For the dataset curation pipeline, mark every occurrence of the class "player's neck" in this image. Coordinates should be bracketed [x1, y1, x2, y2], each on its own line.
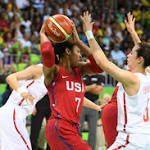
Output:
[59, 59, 75, 75]
[132, 67, 146, 75]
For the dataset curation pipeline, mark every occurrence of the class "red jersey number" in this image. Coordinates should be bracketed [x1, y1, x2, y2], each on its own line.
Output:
[143, 98, 150, 122]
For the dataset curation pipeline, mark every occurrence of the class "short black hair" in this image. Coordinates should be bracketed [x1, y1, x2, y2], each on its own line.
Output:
[52, 41, 75, 64]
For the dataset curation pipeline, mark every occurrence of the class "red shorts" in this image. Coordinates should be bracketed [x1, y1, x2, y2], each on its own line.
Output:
[45, 118, 92, 150]
[101, 102, 118, 148]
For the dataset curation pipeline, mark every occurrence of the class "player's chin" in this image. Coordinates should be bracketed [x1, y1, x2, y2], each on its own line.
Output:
[127, 61, 130, 67]
[73, 62, 79, 67]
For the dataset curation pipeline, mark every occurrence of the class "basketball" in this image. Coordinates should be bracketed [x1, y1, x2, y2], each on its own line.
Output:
[44, 14, 73, 43]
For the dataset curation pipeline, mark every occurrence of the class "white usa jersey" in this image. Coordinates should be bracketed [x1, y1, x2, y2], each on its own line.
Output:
[6, 73, 47, 115]
[117, 72, 150, 134]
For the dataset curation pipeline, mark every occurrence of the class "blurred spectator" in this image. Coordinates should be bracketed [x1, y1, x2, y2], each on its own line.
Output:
[0, 11, 9, 33]
[31, 0, 45, 14]
[102, 30, 111, 47]
[4, 31, 15, 48]
[21, 11, 31, 33]
[15, 0, 29, 10]
[110, 44, 126, 68]
[135, 22, 144, 35]
[17, 24, 26, 41]
[103, 46, 113, 62]
[59, 2, 72, 16]
[43, 7, 50, 22]
[18, 32, 32, 49]
[116, 7, 126, 23]
[0, 0, 149, 75]
[10, 14, 21, 31]
[132, 4, 142, 22]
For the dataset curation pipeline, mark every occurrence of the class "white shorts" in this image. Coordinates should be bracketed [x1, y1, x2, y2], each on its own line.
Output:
[0, 103, 32, 150]
[108, 132, 150, 150]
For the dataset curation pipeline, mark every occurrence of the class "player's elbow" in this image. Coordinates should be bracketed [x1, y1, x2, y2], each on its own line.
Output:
[6, 74, 14, 84]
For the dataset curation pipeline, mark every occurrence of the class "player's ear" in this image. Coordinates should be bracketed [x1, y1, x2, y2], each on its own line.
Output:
[56, 54, 59, 63]
[137, 56, 144, 64]
[65, 48, 71, 56]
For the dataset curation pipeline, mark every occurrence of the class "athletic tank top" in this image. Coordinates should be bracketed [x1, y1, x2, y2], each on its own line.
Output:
[117, 72, 150, 134]
[46, 65, 85, 125]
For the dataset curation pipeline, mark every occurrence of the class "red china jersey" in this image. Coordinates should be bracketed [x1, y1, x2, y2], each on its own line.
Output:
[46, 65, 85, 125]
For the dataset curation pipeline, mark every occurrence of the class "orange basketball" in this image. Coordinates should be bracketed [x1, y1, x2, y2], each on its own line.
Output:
[44, 14, 73, 43]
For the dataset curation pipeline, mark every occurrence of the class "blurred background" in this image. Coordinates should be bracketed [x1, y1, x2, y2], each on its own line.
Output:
[1, 0, 150, 93]
[0, 0, 150, 149]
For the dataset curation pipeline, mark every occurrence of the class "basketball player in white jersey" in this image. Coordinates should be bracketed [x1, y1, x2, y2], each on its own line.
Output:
[80, 11, 150, 150]
[0, 64, 48, 150]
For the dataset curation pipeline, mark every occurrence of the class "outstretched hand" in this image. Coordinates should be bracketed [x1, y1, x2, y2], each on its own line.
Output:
[80, 11, 94, 32]
[124, 12, 136, 33]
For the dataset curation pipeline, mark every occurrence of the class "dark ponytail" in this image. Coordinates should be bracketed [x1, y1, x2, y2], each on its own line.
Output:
[137, 42, 150, 68]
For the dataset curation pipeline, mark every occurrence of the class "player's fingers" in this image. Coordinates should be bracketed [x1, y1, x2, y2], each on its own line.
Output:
[28, 95, 34, 104]
[127, 12, 130, 17]
[83, 12, 86, 17]
[124, 19, 127, 24]
[133, 18, 135, 24]
[124, 19, 128, 26]
[91, 21, 95, 26]
[85, 11, 89, 17]
[80, 15, 84, 22]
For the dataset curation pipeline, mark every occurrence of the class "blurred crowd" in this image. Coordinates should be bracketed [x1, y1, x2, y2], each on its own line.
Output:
[0, 0, 150, 75]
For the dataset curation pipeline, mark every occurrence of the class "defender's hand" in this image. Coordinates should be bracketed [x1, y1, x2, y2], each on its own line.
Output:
[21, 92, 34, 105]
[99, 102, 107, 111]
[80, 11, 94, 32]
[124, 12, 136, 33]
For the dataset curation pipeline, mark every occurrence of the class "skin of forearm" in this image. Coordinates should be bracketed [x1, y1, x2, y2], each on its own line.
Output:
[88, 38, 110, 70]
[6, 74, 21, 91]
[83, 97, 100, 111]
[130, 30, 141, 44]
[87, 38, 128, 84]
[76, 40, 92, 56]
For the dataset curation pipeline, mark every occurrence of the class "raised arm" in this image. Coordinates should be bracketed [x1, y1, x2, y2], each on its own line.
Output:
[40, 22, 59, 86]
[6, 65, 42, 104]
[70, 24, 103, 74]
[124, 12, 141, 45]
[69, 23, 91, 56]
[80, 12, 139, 95]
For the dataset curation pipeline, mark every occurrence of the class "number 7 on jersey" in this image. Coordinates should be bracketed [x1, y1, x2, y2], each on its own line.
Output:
[75, 97, 81, 113]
